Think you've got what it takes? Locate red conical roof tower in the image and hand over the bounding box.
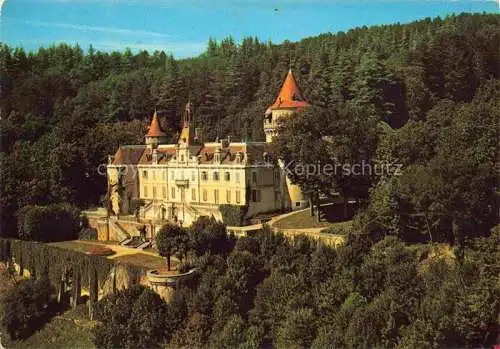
[147,110,167,137]
[268,69,310,110]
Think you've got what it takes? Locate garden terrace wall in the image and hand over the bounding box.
[0,239,146,296]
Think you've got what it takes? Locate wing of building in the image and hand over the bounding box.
[106,69,309,232]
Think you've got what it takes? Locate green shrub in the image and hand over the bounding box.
[17,203,81,242]
[93,285,176,349]
[219,204,248,226]
[188,216,231,256]
[0,277,55,340]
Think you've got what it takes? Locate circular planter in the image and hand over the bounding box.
[147,268,198,287]
[85,246,115,256]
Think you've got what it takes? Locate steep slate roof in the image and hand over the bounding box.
[127,142,273,166]
[146,111,167,137]
[268,69,310,110]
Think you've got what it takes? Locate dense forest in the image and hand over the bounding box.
[0,11,499,349]
[90,222,499,349]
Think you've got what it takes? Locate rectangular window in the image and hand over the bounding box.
[252,172,257,184]
[143,186,148,197]
[214,189,219,204]
[171,171,175,180]
[191,188,196,201]
[171,187,176,199]
[236,190,241,204]
[226,190,231,203]
[203,189,207,202]
[163,187,167,199]
[153,186,157,198]
[202,171,208,181]
[142,170,148,179]
[251,190,261,202]
[213,172,219,181]
[295,202,301,207]
[162,170,166,181]
[152,170,156,180]
[235,173,240,184]
[225,172,230,181]
[191,171,195,181]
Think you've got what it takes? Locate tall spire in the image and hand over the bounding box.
[147,110,166,137]
[268,69,310,110]
[183,100,192,126]
[178,101,196,146]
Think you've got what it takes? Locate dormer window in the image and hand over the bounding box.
[263,152,269,163]
[214,148,221,163]
[235,152,242,164]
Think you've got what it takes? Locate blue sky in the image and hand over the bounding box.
[1,0,498,58]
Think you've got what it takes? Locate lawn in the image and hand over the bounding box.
[273,208,352,230]
[273,209,333,229]
[272,202,360,231]
[48,240,117,254]
[113,254,172,270]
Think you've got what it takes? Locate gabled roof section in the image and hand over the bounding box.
[269,69,310,110]
[112,146,146,165]
[146,111,167,137]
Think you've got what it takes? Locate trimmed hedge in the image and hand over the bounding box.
[0,239,145,293]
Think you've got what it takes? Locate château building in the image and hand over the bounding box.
[106,69,309,227]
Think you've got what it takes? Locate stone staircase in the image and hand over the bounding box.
[110,218,130,242]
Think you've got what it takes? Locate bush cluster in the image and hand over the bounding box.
[0,277,55,340]
[16,203,80,242]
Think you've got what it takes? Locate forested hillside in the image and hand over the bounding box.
[1,13,499,237]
